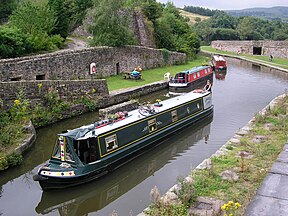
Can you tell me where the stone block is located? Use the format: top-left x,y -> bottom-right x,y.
257,173 -> 288,200
270,162 -> 288,175
245,195 -> 288,216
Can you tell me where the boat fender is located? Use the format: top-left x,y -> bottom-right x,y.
193,89 -> 204,93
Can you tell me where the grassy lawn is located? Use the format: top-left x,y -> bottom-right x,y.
106,56 -> 210,91
201,46 -> 288,69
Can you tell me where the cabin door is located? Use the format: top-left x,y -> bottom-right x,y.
74,138 -> 99,164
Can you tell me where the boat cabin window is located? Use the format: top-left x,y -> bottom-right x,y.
73,138 -> 98,164
105,135 -> 118,152
148,119 -> 157,132
171,110 -> 178,122
52,137 -> 62,159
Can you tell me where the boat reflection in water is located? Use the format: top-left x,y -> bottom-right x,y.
215,69 -> 227,80
36,116 -> 213,216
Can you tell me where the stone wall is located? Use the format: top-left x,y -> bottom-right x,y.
211,40 -> 288,58
100,81 -> 168,108
0,46 -> 186,82
0,80 -> 109,108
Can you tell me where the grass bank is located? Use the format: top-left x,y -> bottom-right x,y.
106,56 -> 209,91
145,94 -> 288,215
201,46 -> 288,70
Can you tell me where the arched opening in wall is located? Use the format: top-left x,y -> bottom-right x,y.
253,47 -> 262,55
36,74 -> 46,80
116,63 -> 120,75
11,77 -> 21,81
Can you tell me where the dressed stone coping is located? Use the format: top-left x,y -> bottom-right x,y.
15,121 -> 36,154
99,100 -> 139,116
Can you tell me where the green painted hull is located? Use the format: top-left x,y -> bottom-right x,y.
35,93 -> 213,190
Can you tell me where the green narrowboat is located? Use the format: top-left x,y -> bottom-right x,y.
33,91 -> 213,190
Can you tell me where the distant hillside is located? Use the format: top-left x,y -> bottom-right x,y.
226,6 -> 288,22
178,9 -> 210,24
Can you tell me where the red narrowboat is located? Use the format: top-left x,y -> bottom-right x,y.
211,55 -> 227,70
168,65 -> 213,94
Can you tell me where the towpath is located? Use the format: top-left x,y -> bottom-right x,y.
245,141 -> 288,216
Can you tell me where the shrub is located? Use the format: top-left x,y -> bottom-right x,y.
0,26 -> 33,58
6,152 -> 23,167
0,156 -> 8,171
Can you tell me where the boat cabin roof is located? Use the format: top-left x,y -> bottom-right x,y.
60,91 -> 210,140
177,65 -> 210,75
212,55 -> 226,62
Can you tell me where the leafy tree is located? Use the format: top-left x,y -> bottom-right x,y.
211,11 -> 236,29
183,6 -> 216,16
0,26 -> 33,58
0,0 -> 17,20
237,17 -> 263,40
155,13 -> 177,51
178,32 -> 200,56
194,17 -> 201,22
194,19 -> 213,43
194,11 -> 288,43
210,28 -> 239,41
48,0 -> 70,38
70,0 -> 93,28
154,2 -> 200,57
9,0 -> 64,53
272,30 -> 288,40
142,0 -> 163,26
10,1 -> 55,35
88,0 -> 136,47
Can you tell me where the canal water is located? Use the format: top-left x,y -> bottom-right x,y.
0,58 -> 287,216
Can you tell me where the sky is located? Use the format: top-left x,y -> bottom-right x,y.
157,0 -> 288,10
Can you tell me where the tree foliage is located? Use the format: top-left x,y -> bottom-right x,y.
48,0 -> 70,38
194,11 -> 288,43
154,2 -> 200,57
69,0 -> 93,28
88,0 -> 136,47
183,6 -> 217,16
0,0 -> 17,20
8,0 -> 64,53
0,26 -> 33,58
142,0 -> 163,26
10,1 -> 55,35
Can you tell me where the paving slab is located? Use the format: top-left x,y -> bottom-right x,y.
277,144 -> 288,163
245,195 -> 288,216
270,162 -> 288,175
257,173 -> 288,200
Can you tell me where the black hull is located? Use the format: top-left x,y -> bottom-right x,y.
35,169 -> 109,190
35,105 -> 214,190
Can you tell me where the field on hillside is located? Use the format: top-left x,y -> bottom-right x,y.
178,9 -> 210,24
